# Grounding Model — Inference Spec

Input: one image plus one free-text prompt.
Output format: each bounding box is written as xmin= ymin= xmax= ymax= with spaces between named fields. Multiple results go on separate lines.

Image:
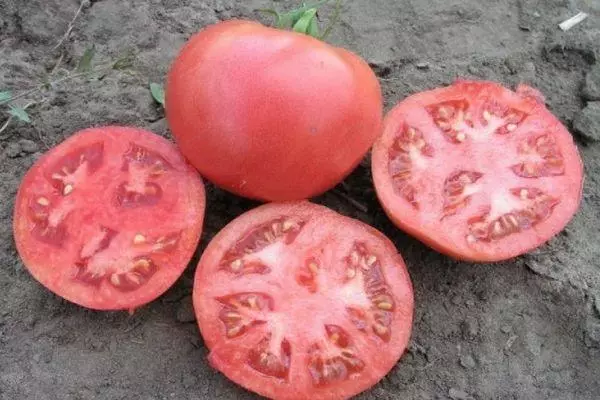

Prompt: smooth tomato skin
xmin=165 ymin=20 xmax=383 ymax=201
xmin=13 ymin=126 xmax=206 ymax=311
xmin=371 ymin=80 xmax=584 ymax=262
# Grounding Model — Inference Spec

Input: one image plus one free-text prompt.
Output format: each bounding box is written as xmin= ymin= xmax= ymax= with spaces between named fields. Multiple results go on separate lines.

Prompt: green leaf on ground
xmin=77 ymin=45 xmax=96 ymax=73
xmin=8 ymin=105 xmax=31 ymax=123
xmin=150 ymin=82 xmax=165 ymax=106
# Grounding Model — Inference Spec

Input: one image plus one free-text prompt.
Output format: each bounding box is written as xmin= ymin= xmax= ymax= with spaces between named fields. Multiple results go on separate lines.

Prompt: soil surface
xmin=1 ymin=1 xmax=600 ymax=399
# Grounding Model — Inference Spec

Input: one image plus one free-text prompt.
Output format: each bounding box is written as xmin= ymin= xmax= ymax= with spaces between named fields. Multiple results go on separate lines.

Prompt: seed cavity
xmin=512 ymin=134 xmax=565 ymax=178
xmin=427 ymin=99 xmax=474 ymax=144
xmin=388 ymin=124 xmax=434 ymax=210
xmin=466 ymin=188 xmax=560 ymax=244
xmin=442 ymin=170 xmax=484 ymax=218
xmin=220 ymin=218 xmax=306 ymax=276
xmin=248 ymin=336 xmax=291 ymax=380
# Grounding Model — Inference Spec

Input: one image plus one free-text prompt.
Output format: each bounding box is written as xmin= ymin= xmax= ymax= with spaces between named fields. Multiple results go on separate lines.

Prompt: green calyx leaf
xmin=293 ymin=8 xmax=318 ymax=34
xmin=150 ymin=82 xmax=165 ymax=106
xmin=8 ymin=105 xmax=31 ymax=123
xmin=257 ymin=0 xmax=342 ymax=40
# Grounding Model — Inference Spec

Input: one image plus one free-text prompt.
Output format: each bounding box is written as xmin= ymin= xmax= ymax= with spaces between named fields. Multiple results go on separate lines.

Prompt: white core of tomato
xmin=80 ymin=228 xmax=110 ymax=259
xmin=252 ymin=242 xmax=285 ymax=268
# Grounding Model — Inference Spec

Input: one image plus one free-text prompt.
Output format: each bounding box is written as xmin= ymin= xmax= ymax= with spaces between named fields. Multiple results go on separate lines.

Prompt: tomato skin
xmin=12 ymin=126 xmax=206 ymax=311
xmin=165 ymin=20 xmax=383 ymax=202
xmin=193 ymin=201 xmax=414 ymax=400
xmin=371 ymin=80 xmax=584 ymax=262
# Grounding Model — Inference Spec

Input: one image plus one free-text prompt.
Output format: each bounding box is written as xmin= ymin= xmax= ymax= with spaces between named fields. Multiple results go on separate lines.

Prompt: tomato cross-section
xmin=371 ymin=80 xmax=584 ymax=262
xmin=13 ymin=126 xmax=206 ymax=311
xmin=193 ymin=202 xmax=414 ymax=400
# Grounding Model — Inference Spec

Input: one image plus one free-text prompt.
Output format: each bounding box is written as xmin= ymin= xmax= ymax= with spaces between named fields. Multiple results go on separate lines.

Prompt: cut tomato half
xmin=193 ymin=201 xmax=414 ymax=400
xmin=13 ymin=126 xmax=206 ymax=310
xmin=371 ymin=79 xmax=584 ymax=262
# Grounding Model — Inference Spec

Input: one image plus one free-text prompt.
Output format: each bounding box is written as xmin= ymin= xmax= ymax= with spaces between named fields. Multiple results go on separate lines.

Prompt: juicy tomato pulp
xmin=371 ymin=80 xmax=584 ymax=262
xmin=13 ymin=126 xmax=206 ymax=310
xmin=165 ymin=20 xmax=383 ymax=202
xmin=193 ymin=202 xmax=413 ymax=400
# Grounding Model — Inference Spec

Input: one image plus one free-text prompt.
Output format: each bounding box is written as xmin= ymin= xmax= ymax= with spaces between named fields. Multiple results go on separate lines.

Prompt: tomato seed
xmin=225 ymin=312 xmax=241 ymax=320
xmin=366 ymin=255 xmax=377 ymax=267
xmin=506 ymin=123 xmax=517 ymax=132
xmin=63 ymin=184 xmax=74 ymax=195
xmin=346 ymin=268 xmax=356 ymax=279
xmin=373 ymin=324 xmax=388 ymax=336
xmin=456 ymin=132 xmax=466 ymax=142
xmin=227 ymin=326 xmax=242 ymax=337
xmin=36 ymin=197 xmax=50 ymax=206
xmin=377 ymin=302 xmax=393 ymax=311
xmin=230 ymin=259 xmax=243 ymax=272
xmin=110 ymin=274 xmax=121 ymax=286
xmin=133 ymin=233 xmax=146 ymax=244
xmin=282 ymin=220 xmax=294 ymax=232
xmin=483 ymin=110 xmax=491 ymax=122
xmin=308 ymin=261 xmax=319 ymax=275
xmin=247 ymin=296 xmax=258 ymax=309
xmin=519 ymin=189 xmax=529 ymax=200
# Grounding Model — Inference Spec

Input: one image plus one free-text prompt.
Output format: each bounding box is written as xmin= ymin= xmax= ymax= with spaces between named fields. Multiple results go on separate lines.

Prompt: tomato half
xmin=165 ymin=20 xmax=382 ymax=202
xmin=193 ymin=201 xmax=413 ymax=400
xmin=12 ymin=126 xmax=206 ymax=310
xmin=371 ymin=80 xmax=584 ymax=262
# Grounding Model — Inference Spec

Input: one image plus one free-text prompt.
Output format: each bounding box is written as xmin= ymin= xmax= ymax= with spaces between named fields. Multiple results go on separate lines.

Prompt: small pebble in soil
xmin=584 ymin=320 xmax=600 ymax=348
xmin=461 ymin=316 xmax=479 ymax=340
xmin=519 ymin=62 xmax=536 ymax=83
xmin=573 ymin=102 xmax=600 ymax=142
xmin=368 ymin=60 xmax=392 ymax=78
xmin=176 ymin=296 xmax=196 ymax=323
xmin=416 ymin=62 xmax=430 ymax=70
xmin=460 ymin=354 xmax=476 ymax=369
xmin=5 ymin=142 xmax=21 ymax=158
xmin=449 ymin=387 xmax=474 ymax=400
xmin=501 ymin=325 xmax=512 ymax=334
xmin=582 ymin=64 xmax=600 ymax=101
xmin=18 ymin=139 xmax=38 ymax=154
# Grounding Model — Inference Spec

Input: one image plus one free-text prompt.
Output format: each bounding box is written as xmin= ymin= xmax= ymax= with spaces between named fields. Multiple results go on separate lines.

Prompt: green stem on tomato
xmin=257 ymin=0 xmax=343 ymax=40
xmin=292 ymin=8 xmax=318 ymax=35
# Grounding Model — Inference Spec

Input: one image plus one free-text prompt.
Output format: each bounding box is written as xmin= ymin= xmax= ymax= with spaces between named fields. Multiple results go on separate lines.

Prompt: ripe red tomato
xmin=12 ymin=126 xmax=206 ymax=311
xmin=371 ymin=80 xmax=584 ymax=262
xmin=165 ymin=20 xmax=383 ymax=202
xmin=193 ymin=201 xmax=413 ymax=400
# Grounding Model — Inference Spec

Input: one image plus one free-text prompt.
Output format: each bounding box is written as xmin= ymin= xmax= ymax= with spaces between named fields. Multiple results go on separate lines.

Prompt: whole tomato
xmin=165 ymin=19 xmax=382 ymax=201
